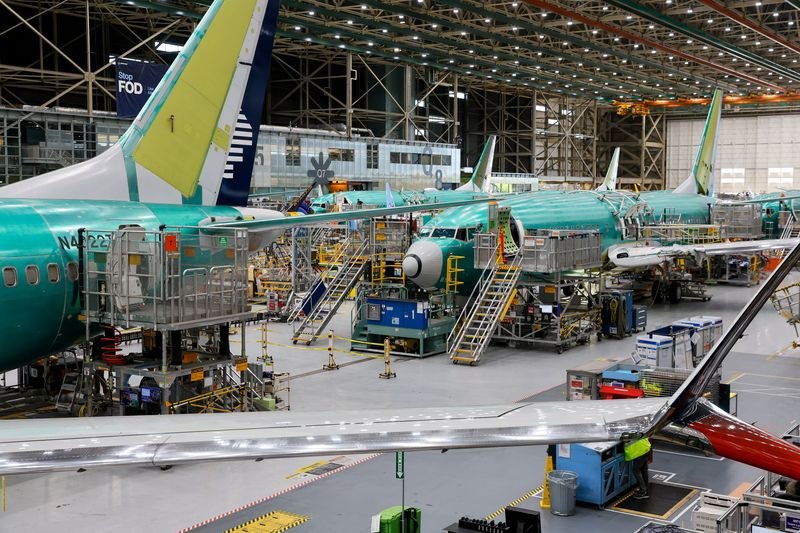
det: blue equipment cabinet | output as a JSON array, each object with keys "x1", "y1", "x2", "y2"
[
  {"x1": 600, "y1": 290, "x2": 634, "y2": 339},
  {"x1": 556, "y1": 441, "x2": 636, "y2": 506},
  {"x1": 367, "y1": 298, "x2": 429, "y2": 329}
]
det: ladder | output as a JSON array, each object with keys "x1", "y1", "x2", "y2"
[
  {"x1": 448, "y1": 253, "x2": 523, "y2": 365},
  {"x1": 55, "y1": 369, "x2": 83, "y2": 413},
  {"x1": 292, "y1": 239, "x2": 369, "y2": 345}
]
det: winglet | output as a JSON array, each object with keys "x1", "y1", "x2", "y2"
[
  {"x1": 385, "y1": 182, "x2": 396, "y2": 208},
  {"x1": 651, "y1": 240, "x2": 800, "y2": 432},
  {"x1": 596, "y1": 147, "x2": 620, "y2": 192},
  {"x1": 674, "y1": 88, "x2": 723, "y2": 197},
  {"x1": 457, "y1": 136, "x2": 496, "y2": 192}
]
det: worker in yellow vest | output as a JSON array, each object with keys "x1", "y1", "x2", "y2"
[{"x1": 625, "y1": 437, "x2": 652, "y2": 500}]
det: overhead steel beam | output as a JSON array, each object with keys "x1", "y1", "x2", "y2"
[
  {"x1": 524, "y1": 0, "x2": 786, "y2": 92},
  {"x1": 606, "y1": 0, "x2": 800, "y2": 83},
  {"x1": 697, "y1": 0, "x2": 800, "y2": 56},
  {"x1": 283, "y1": 4, "x2": 654, "y2": 98},
  {"x1": 348, "y1": 0, "x2": 670, "y2": 93},
  {"x1": 428, "y1": 0, "x2": 733, "y2": 93}
]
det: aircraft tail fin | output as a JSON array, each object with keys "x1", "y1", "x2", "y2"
[
  {"x1": 596, "y1": 147, "x2": 620, "y2": 192},
  {"x1": 457, "y1": 135, "x2": 496, "y2": 192},
  {"x1": 673, "y1": 88, "x2": 722, "y2": 197},
  {"x1": 0, "y1": 0, "x2": 279, "y2": 206},
  {"x1": 385, "y1": 182, "x2": 396, "y2": 208}
]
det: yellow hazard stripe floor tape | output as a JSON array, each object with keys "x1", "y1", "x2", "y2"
[
  {"x1": 484, "y1": 485, "x2": 544, "y2": 521},
  {"x1": 225, "y1": 510, "x2": 309, "y2": 533}
]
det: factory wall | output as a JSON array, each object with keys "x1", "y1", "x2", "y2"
[{"x1": 666, "y1": 112, "x2": 800, "y2": 194}]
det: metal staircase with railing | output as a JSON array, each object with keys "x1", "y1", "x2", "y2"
[
  {"x1": 292, "y1": 239, "x2": 369, "y2": 345},
  {"x1": 777, "y1": 212, "x2": 797, "y2": 259},
  {"x1": 447, "y1": 253, "x2": 523, "y2": 365},
  {"x1": 784, "y1": 213, "x2": 799, "y2": 239}
]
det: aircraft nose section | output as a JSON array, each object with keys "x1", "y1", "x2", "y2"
[{"x1": 403, "y1": 240, "x2": 444, "y2": 289}]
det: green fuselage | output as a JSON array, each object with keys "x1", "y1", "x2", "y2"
[
  {"x1": 754, "y1": 192, "x2": 800, "y2": 238},
  {"x1": 406, "y1": 190, "x2": 713, "y2": 291},
  {"x1": 0, "y1": 198, "x2": 245, "y2": 372}
]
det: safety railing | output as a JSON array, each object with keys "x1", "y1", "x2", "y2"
[{"x1": 82, "y1": 226, "x2": 250, "y2": 330}]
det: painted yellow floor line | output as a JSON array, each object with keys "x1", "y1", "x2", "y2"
[
  {"x1": 484, "y1": 485, "x2": 543, "y2": 521},
  {"x1": 740, "y1": 372, "x2": 800, "y2": 382},
  {"x1": 725, "y1": 372, "x2": 745, "y2": 385}
]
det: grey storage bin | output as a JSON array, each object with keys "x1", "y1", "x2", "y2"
[{"x1": 548, "y1": 470, "x2": 579, "y2": 516}]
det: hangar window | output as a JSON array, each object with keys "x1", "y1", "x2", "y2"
[
  {"x1": 25, "y1": 265, "x2": 39, "y2": 286},
  {"x1": 367, "y1": 144, "x2": 379, "y2": 169},
  {"x1": 47, "y1": 263, "x2": 60, "y2": 283},
  {"x1": 390, "y1": 152, "x2": 401, "y2": 164},
  {"x1": 285, "y1": 138, "x2": 301, "y2": 166},
  {"x1": 66, "y1": 261, "x2": 79, "y2": 282},
  {"x1": 2, "y1": 267, "x2": 17, "y2": 288},
  {"x1": 328, "y1": 148, "x2": 354, "y2": 162}
]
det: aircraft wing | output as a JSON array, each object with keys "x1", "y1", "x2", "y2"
[
  {"x1": 206, "y1": 196, "x2": 495, "y2": 234},
  {"x1": 608, "y1": 238, "x2": 799, "y2": 268},
  {"x1": 735, "y1": 193, "x2": 800, "y2": 204},
  {"x1": 0, "y1": 398, "x2": 664, "y2": 475}
]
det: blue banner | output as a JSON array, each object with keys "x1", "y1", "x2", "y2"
[{"x1": 115, "y1": 58, "x2": 168, "y2": 118}]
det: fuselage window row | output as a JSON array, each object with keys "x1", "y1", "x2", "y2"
[{"x1": 2, "y1": 262, "x2": 77, "y2": 288}]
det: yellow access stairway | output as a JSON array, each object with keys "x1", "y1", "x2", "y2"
[
  {"x1": 291, "y1": 239, "x2": 369, "y2": 345},
  {"x1": 448, "y1": 254, "x2": 523, "y2": 365}
]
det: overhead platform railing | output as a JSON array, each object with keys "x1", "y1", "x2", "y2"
[
  {"x1": 710, "y1": 204, "x2": 762, "y2": 240},
  {"x1": 82, "y1": 226, "x2": 252, "y2": 331}
]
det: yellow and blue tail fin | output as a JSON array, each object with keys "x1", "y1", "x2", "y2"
[
  {"x1": 596, "y1": 147, "x2": 620, "y2": 192},
  {"x1": 674, "y1": 88, "x2": 722, "y2": 197},
  {"x1": 457, "y1": 136, "x2": 496, "y2": 192},
  {"x1": 0, "y1": 0, "x2": 279, "y2": 206}
]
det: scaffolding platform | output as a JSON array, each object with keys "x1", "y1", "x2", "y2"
[{"x1": 82, "y1": 226, "x2": 255, "y2": 330}]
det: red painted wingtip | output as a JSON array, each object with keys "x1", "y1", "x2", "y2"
[{"x1": 690, "y1": 413, "x2": 800, "y2": 479}]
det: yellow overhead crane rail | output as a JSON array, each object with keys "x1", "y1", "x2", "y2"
[{"x1": 613, "y1": 91, "x2": 800, "y2": 116}]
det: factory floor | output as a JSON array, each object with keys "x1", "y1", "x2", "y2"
[{"x1": 4, "y1": 277, "x2": 800, "y2": 533}]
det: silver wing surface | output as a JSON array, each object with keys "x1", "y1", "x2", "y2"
[
  {"x1": 608, "y1": 238, "x2": 799, "y2": 268},
  {"x1": 206, "y1": 196, "x2": 497, "y2": 234},
  {"x1": 0, "y1": 398, "x2": 665, "y2": 475}
]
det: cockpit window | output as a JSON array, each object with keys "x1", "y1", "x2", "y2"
[
  {"x1": 419, "y1": 228, "x2": 433, "y2": 237},
  {"x1": 430, "y1": 228, "x2": 456, "y2": 239},
  {"x1": 466, "y1": 227, "x2": 479, "y2": 241},
  {"x1": 455, "y1": 228, "x2": 467, "y2": 241},
  {"x1": 766, "y1": 208, "x2": 775, "y2": 217}
]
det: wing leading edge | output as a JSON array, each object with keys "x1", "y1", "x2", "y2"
[
  {"x1": 608, "y1": 238, "x2": 799, "y2": 268},
  {"x1": 0, "y1": 399, "x2": 664, "y2": 475},
  {"x1": 214, "y1": 196, "x2": 497, "y2": 234}
]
